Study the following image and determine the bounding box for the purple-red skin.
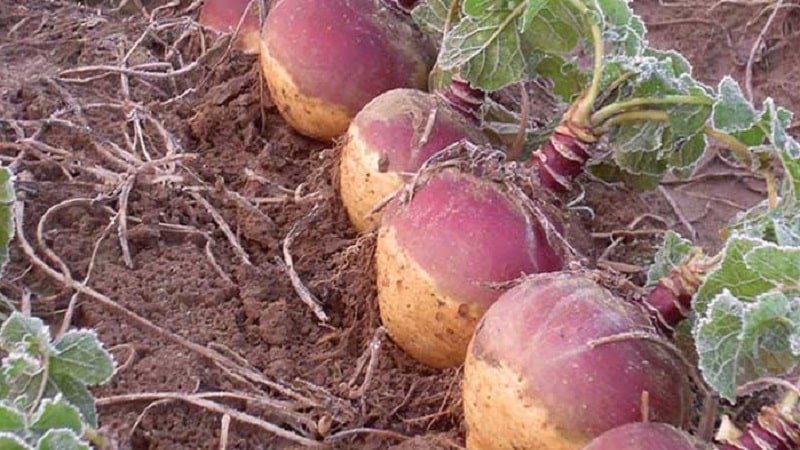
[470,272,693,436]
[198,0,261,53]
[529,129,592,192]
[582,423,712,450]
[356,91,487,174]
[262,0,434,118]
[720,407,800,450]
[436,77,486,124]
[645,274,695,333]
[386,169,563,308]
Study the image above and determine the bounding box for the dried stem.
[276,203,329,322]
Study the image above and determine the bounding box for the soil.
[0,0,798,449]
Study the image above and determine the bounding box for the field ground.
[0,0,798,448]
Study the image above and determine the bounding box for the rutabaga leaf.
[608,120,669,183]
[47,377,96,429]
[464,0,498,16]
[694,290,800,402]
[0,403,25,432]
[712,77,759,134]
[761,98,800,199]
[532,55,587,102]
[646,230,695,286]
[411,0,452,37]
[0,354,44,413]
[742,243,800,286]
[36,430,90,450]
[0,313,51,355]
[521,1,584,55]
[587,160,662,191]
[643,48,691,77]
[693,236,771,314]
[438,5,527,90]
[438,0,597,90]
[0,433,32,450]
[50,330,114,386]
[581,0,644,56]
[669,132,707,175]
[30,396,83,435]
[0,167,15,273]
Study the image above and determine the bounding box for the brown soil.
[0,0,797,449]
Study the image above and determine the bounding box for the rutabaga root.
[526,114,597,193]
[718,406,800,450]
[643,252,710,333]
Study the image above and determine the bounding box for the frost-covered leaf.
[0,433,32,450]
[646,230,695,286]
[0,313,51,355]
[47,377,96,429]
[607,120,670,189]
[36,430,90,450]
[520,0,583,53]
[694,290,800,401]
[669,132,707,175]
[532,55,586,102]
[30,396,83,435]
[438,6,527,90]
[1,356,44,413]
[437,0,602,90]
[50,330,114,386]
[0,167,15,272]
[742,244,800,286]
[0,403,25,432]
[411,0,453,38]
[712,77,759,134]
[693,236,771,314]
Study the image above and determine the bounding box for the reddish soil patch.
[0,0,797,449]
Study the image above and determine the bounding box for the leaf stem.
[590,95,714,127]
[701,127,753,167]
[701,127,782,204]
[560,0,603,126]
[594,110,669,135]
[763,168,779,210]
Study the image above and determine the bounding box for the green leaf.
[694,290,800,401]
[411,0,452,38]
[0,167,15,273]
[438,0,596,90]
[0,433,32,450]
[1,352,44,411]
[522,1,585,54]
[464,0,496,17]
[668,85,713,137]
[693,236,771,314]
[30,396,83,435]
[669,132,707,175]
[47,377,96,429]
[520,0,583,51]
[646,230,695,286]
[741,244,800,286]
[607,120,670,188]
[35,430,90,450]
[0,403,25,432]
[438,5,527,90]
[532,54,587,102]
[712,77,759,134]
[50,330,114,386]
[0,313,51,355]
[596,0,646,56]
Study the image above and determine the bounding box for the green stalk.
[594,110,668,134]
[590,95,714,127]
[702,127,753,167]
[568,6,605,127]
